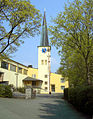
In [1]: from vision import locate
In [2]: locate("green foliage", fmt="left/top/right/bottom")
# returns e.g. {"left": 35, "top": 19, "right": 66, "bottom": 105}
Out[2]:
{"left": 0, "top": 0, "right": 41, "bottom": 56}
{"left": 49, "top": 0, "right": 93, "bottom": 85}
{"left": 0, "top": 84, "right": 13, "bottom": 98}
{"left": 56, "top": 67, "right": 63, "bottom": 74}
{"left": 17, "top": 87, "right": 25, "bottom": 93}
{"left": 64, "top": 86, "right": 93, "bottom": 115}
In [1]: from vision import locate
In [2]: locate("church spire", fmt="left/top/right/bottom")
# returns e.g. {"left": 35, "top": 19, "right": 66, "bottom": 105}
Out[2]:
{"left": 40, "top": 10, "right": 49, "bottom": 46}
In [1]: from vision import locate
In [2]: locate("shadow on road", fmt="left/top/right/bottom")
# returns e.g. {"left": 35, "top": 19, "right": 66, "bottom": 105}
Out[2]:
{"left": 38, "top": 95, "right": 91, "bottom": 119}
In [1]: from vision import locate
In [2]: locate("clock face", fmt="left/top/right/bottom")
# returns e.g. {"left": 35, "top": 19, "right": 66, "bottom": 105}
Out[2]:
{"left": 42, "top": 48, "right": 47, "bottom": 53}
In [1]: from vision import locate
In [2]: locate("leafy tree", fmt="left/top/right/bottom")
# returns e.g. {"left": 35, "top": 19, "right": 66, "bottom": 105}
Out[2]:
{"left": 49, "top": 0, "right": 93, "bottom": 85}
{"left": 57, "top": 53, "right": 87, "bottom": 87}
{"left": 0, "top": 0, "right": 41, "bottom": 56}
{"left": 56, "top": 66, "right": 63, "bottom": 74}
{"left": 89, "top": 54, "right": 93, "bottom": 84}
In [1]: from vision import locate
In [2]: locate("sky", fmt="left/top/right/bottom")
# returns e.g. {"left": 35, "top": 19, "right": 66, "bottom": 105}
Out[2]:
{"left": 12, "top": 0, "right": 73, "bottom": 73}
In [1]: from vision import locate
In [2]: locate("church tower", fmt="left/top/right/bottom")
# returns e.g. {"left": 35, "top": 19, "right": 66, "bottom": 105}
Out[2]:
{"left": 38, "top": 11, "right": 51, "bottom": 94}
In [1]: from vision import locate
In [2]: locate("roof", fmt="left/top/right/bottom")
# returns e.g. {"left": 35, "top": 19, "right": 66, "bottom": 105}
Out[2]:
{"left": 40, "top": 11, "right": 49, "bottom": 46}
{"left": 23, "top": 77, "right": 43, "bottom": 82}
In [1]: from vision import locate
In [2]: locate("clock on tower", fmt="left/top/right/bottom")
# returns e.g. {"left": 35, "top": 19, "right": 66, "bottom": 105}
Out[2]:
{"left": 42, "top": 48, "right": 47, "bottom": 53}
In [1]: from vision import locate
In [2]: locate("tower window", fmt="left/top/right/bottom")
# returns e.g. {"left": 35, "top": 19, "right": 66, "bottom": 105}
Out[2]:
{"left": 45, "top": 87, "right": 48, "bottom": 90}
{"left": 45, "top": 60, "right": 47, "bottom": 65}
{"left": 45, "top": 81, "right": 48, "bottom": 85}
{"left": 45, "top": 75, "right": 48, "bottom": 78}
{"left": 47, "top": 48, "right": 50, "bottom": 52}
{"left": 41, "top": 60, "right": 44, "bottom": 65}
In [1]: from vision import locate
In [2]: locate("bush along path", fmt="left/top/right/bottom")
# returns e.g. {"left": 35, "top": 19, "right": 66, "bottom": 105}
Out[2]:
{"left": 64, "top": 86, "right": 93, "bottom": 117}
{"left": 0, "top": 84, "right": 12, "bottom": 98}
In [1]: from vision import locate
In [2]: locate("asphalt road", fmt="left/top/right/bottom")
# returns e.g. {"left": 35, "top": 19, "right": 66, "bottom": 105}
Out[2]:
{"left": 0, "top": 94, "right": 91, "bottom": 119}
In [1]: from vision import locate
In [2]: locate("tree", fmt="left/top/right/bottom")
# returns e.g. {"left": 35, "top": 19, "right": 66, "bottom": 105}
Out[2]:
{"left": 56, "top": 67, "right": 63, "bottom": 74}
{"left": 49, "top": 0, "right": 93, "bottom": 85}
{"left": 57, "top": 54, "right": 87, "bottom": 87}
{"left": 0, "top": 0, "right": 41, "bottom": 56}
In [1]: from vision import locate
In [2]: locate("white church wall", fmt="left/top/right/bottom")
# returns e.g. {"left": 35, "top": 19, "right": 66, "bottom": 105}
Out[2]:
{"left": 38, "top": 46, "right": 51, "bottom": 93}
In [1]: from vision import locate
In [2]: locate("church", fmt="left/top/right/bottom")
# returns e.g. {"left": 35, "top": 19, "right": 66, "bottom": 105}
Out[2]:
{"left": 0, "top": 12, "right": 69, "bottom": 94}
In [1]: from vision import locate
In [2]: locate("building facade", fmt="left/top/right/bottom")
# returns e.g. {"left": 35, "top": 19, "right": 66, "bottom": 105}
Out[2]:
{"left": 0, "top": 11, "right": 69, "bottom": 94}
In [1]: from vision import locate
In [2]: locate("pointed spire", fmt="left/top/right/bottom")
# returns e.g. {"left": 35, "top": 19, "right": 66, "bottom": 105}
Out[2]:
{"left": 40, "top": 10, "right": 49, "bottom": 46}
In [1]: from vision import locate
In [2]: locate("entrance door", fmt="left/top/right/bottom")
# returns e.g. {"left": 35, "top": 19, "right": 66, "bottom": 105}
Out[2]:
{"left": 51, "top": 85, "right": 55, "bottom": 92}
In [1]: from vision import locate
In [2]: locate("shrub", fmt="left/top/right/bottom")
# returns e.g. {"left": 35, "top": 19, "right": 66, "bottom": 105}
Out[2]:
{"left": 68, "top": 87, "right": 77, "bottom": 105}
{"left": 0, "top": 84, "right": 12, "bottom": 98}
{"left": 64, "top": 88, "right": 68, "bottom": 100}
{"left": 0, "top": 85, "right": 5, "bottom": 97}
{"left": 84, "top": 86, "right": 93, "bottom": 115}
{"left": 65, "top": 86, "right": 93, "bottom": 115}
{"left": 17, "top": 87, "right": 25, "bottom": 93}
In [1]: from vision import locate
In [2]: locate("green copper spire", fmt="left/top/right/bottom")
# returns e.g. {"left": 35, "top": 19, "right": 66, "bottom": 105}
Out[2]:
{"left": 40, "top": 10, "right": 49, "bottom": 46}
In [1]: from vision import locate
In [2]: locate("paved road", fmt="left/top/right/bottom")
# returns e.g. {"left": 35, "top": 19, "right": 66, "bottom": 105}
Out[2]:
{"left": 0, "top": 94, "right": 91, "bottom": 119}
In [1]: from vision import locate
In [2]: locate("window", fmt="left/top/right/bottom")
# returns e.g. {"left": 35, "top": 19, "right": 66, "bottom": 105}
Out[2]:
{"left": 41, "top": 60, "right": 44, "bottom": 65}
{"left": 45, "top": 75, "right": 48, "bottom": 78}
{"left": 61, "top": 78, "right": 65, "bottom": 83}
{"left": 51, "top": 85, "right": 55, "bottom": 92}
{"left": 32, "top": 74, "right": 36, "bottom": 78}
{"left": 1, "top": 61, "right": 8, "bottom": 70}
{"left": 32, "top": 81, "right": 36, "bottom": 86}
{"left": 45, "top": 60, "right": 47, "bottom": 65}
{"left": 45, "top": 81, "right": 47, "bottom": 85}
{"left": 24, "top": 69, "right": 28, "bottom": 75}
{"left": 45, "top": 87, "right": 48, "bottom": 90}
{"left": 18, "top": 67, "right": 22, "bottom": 74}
{"left": 61, "top": 86, "right": 65, "bottom": 90}
{"left": 34, "top": 74, "right": 36, "bottom": 78}
{"left": 10, "top": 64, "right": 16, "bottom": 72}
{"left": 47, "top": 48, "right": 50, "bottom": 52}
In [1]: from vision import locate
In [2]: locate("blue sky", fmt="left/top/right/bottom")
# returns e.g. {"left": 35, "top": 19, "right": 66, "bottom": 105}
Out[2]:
{"left": 12, "top": 0, "right": 73, "bottom": 73}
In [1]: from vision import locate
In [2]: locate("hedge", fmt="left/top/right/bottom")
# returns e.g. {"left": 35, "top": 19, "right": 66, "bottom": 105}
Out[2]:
{"left": 17, "top": 87, "right": 25, "bottom": 93}
{"left": 0, "top": 84, "right": 13, "bottom": 98}
{"left": 64, "top": 88, "right": 68, "bottom": 100}
{"left": 64, "top": 86, "right": 93, "bottom": 115}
